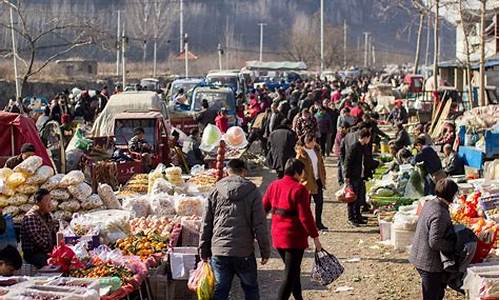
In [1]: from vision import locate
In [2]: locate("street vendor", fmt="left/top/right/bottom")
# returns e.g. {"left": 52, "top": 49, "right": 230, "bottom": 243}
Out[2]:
{"left": 442, "top": 144, "right": 465, "bottom": 176}
{"left": 387, "top": 99, "right": 408, "bottom": 125}
{"left": 392, "top": 122, "right": 411, "bottom": 151}
{"left": 4, "top": 143, "right": 35, "bottom": 169}
{"left": 20, "top": 189, "right": 58, "bottom": 269}
{"left": 128, "top": 127, "right": 152, "bottom": 154}
{"left": 412, "top": 137, "right": 446, "bottom": 195}
{"left": 386, "top": 143, "right": 413, "bottom": 173}
{"left": 0, "top": 245, "right": 22, "bottom": 276}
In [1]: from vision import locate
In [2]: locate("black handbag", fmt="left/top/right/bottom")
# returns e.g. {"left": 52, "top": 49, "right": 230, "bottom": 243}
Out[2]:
{"left": 311, "top": 249, "right": 344, "bottom": 286}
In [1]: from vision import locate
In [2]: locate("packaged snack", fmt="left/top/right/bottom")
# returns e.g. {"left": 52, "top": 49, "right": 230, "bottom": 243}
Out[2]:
{"left": 175, "top": 196, "right": 204, "bottom": 217}
{"left": 59, "top": 200, "right": 81, "bottom": 212}
{"left": 16, "top": 183, "right": 38, "bottom": 195}
{"left": 7, "top": 194, "right": 28, "bottom": 205}
{"left": 50, "top": 189, "right": 70, "bottom": 201}
{"left": 98, "top": 183, "right": 121, "bottom": 209}
{"left": 6, "top": 172, "right": 26, "bottom": 188}
{"left": 14, "top": 155, "right": 43, "bottom": 175}
{"left": 122, "top": 196, "right": 151, "bottom": 218}
{"left": 41, "top": 174, "right": 65, "bottom": 190}
{"left": 81, "top": 194, "right": 104, "bottom": 210}
{"left": 59, "top": 170, "right": 85, "bottom": 187}
{"left": 25, "top": 165, "right": 54, "bottom": 185}
{"left": 68, "top": 182, "right": 92, "bottom": 201}
{"left": 0, "top": 168, "right": 13, "bottom": 181}
{"left": 150, "top": 193, "right": 176, "bottom": 216}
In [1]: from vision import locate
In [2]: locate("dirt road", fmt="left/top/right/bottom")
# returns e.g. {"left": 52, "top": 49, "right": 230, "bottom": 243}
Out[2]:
{"left": 228, "top": 155, "right": 466, "bottom": 300}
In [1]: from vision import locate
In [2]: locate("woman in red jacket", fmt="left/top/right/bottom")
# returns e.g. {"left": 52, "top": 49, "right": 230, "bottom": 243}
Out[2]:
{"left": 263, "top": 158, "right": 322, "bottom": 300}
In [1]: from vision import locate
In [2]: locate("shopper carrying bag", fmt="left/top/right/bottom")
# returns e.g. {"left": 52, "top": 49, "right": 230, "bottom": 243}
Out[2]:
{"left": 311, "top": 249, "right": 344, "bottom": 286}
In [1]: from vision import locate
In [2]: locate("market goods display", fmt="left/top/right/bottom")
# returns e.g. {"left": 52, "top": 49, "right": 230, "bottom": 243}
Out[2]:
{"left": 187, "top": 172, "right": 217, "bottom": 194}
{"left": 49, "top": 189, "right": 70, "bottom": 201}
{"left": 200, "top": 124, "right": 222, "bottom": 152}
{"left": 25, "top": 166, "right": 54, "bottom": 185}
{"left": 97, "top": 183, "right": 121, "bottom": 209}
{"left": 69, "top": 263, "right": 134, "bottom": 285}
{"left": 115, "top": 232, "right": 169, "bottom": 259}
{"left": 6, "top": 172, "right": 26, "bottom": 188}
{"left": 68, "top": 182, "right": 92, "bottom": 201}
{"left": 41, "top": 174, "right": 64, "bottom": 190}
{"left": 223, "top": 126, "right": 248, "bottom": 148}
{"left": 122, "top": 174, "right": 148, "bottom": 194}
{"left": 14, "top": 155, "right": 43, "bottom": 175}
{"left": 122, "top": 196, "right": 150, "bottom": 218}
{"left": 164, "top": 166, "right": 183, "bottom": 186}
{"left": 129, "top": 216, "right": 175, "bottom": 237}
{"left": 81, "top": 194, "right": 104, "bottom": 210}
{"left": 70, "top": 210, "right": 131, "bottom": 244}
{"left": 59, "top": 170, "right": 85, "bottom": 187}
{"left": 174, "top": 196, "right": 204, "bottom": 217}
{"left": 150, "top": 178, "right": 174, "bottom": 195}
{"left": 150, "top": 193, "right": 176, "bottom": 216}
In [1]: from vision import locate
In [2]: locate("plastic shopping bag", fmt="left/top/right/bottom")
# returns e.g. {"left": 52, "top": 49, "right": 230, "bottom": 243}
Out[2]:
{"left": 311, "top": 249, "right": 344, "bottom": 286}
{"left": 188, "top": 261, "right": 215, "bottom": 299}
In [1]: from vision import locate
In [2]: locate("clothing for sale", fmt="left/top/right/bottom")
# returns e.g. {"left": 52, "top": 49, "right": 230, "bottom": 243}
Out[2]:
{"left": 262, "top": 176, "right": 319, "bottom": 249}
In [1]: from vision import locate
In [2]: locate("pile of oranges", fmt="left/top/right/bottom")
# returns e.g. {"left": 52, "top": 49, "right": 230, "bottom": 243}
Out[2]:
{"left": 115, "top": 232, "right": 168, "bottom": 259}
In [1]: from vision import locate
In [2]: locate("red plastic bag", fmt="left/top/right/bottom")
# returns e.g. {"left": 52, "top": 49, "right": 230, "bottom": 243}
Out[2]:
{"left": 344, "top": 186, "right": 357, "bottom": 203}
{"left": 47, "top": 242, "right": 83, "bottom": 272}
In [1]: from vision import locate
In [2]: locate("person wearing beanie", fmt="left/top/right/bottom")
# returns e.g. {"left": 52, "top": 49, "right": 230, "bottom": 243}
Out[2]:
{"left": 4, "top": 143, "right": 36, "bottom": 169}
{"left": 0, "top": 245, "right": 22, "bottom": 276}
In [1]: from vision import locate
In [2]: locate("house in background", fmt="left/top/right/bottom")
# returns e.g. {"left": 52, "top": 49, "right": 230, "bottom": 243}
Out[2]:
{"left": 55, "top": 58, "right": 98, "bottom": 79}
{"left": 439, "top": 4, "right": 498, "bottom": 105}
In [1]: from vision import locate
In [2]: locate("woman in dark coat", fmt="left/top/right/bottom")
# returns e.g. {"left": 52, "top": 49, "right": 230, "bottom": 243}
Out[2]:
{"left": 266, "top": 119, "right": 297, "bottom": 178}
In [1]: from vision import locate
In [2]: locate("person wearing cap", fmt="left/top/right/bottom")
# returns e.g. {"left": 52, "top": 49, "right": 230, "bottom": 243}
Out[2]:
{"left": 412, "top": 136, "right": 446, "bottom": 195}
{"left": 0, "top": 245, "right": 22, "bottom": 276}
{"left": 21, "top": 189, "right": 57, "bottom": 268}
{"left": 199, "top": 159, "right": 270, "bottom": 300}
{"left": 387, "top": 99, "right": 408, "bottom": 125}
{"left": 4, "top": 143, "right": 36, "bottom": 169}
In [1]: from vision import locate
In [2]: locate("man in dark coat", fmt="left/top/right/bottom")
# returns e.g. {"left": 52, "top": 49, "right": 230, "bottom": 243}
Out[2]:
{"left": 393, "top": 122, "right": 411, "bottom": 151}
{"left": 195, "top": 99, "right": 217, "bottom": 132}
{"left": 342, "top": 128, "right": 372, "bottom": 226}
{"left": 266, "top": 120, "right": 297, "bottom": 178}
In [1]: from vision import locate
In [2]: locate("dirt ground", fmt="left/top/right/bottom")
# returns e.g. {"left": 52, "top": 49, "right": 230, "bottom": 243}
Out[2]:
{"left": 227, "top": 155, "right": 467, "bottom": 300}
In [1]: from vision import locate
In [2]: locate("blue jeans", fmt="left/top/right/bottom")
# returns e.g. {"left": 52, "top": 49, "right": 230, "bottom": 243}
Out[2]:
{"left": 211, "top": 255, "right": 259, "bottom": 300}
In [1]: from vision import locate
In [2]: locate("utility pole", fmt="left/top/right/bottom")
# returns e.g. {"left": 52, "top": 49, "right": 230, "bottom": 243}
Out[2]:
{"left": 363, "top": 32, "right": 370, "bottom": 67}
{"left": 116, "top": 10, "right": 121, "bottom": 76}
{"left": 217, "top": 43, "right": 223, "bottom": 71}
{"left": 414, "top": 13, "right": 424, "bottom": 74}
{"left": 343, "top": 19, "right": 347, "bottom": 67}
{"left": 372, "top": 44, "right": 376, "bottom": 66}
{"left": 425, "top": 14, "right": 431, "bottom": 67}
{"left": 153, "top": 1, "right": 161, "bottom": 78}
{"left": 184, "top": 33, "right": 189, "bottom": 78}
{"left": 258, "top": 23, "right": 266, "bottom": 62}
{"left": 320, "top": 0, "right": 324, "bottom": 72}
{"left": 433, "top": 0, "right": 440, "bottom": 93}
{"left": 479, "top": 0, "right": 486, "bottom": 106}
{"left": 179, "top": 0, "right": 184, "bottom": 53}
{"left": 121, "top": 28, "right": 127, "bottom": 89}
{"left": 9, "top": 7, "right": 20, "bottom": 99}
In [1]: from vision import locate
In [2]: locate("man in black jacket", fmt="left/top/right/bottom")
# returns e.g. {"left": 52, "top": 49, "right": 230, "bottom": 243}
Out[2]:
{"left": 443, "top": 144, "right": 465, "bottom": 176}
{"left": 342, "top": 128, "right": 371, "bottom": 226}
{"left": 267, "top": 120, "right": 297, "bottom": 178}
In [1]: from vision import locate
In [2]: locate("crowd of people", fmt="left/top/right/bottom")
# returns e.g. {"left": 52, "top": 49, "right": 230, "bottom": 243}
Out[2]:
{"left": 0, "top": 73, "right": 469, "bottom": 300}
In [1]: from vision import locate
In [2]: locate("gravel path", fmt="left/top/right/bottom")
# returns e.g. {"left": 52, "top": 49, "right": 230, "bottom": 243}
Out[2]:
{"left": 226, "top": 155, "right": 467, "bottom": 300}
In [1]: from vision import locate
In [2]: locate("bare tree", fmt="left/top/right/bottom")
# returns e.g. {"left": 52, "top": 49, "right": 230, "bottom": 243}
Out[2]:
{"left": 0, "top": 0, "right": 107, "bottom": 94}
